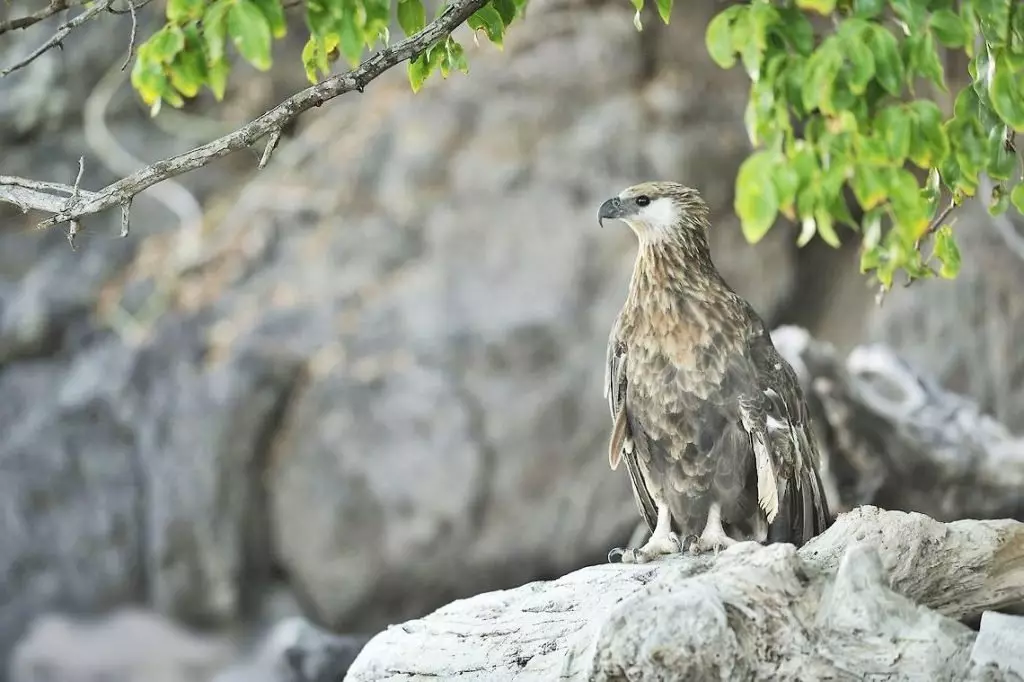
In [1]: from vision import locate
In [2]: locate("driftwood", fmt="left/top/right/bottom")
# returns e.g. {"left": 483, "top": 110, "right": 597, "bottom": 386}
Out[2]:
{"left": 346, "top": 507, "right": 1024, "bottom": 681}
{"left": 770, "top": 326, "right": 1024, "bottom": 522}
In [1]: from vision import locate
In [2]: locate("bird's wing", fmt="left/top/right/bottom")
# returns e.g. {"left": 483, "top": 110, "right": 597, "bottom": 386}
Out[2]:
{"left": 743, "top": 316, "right": 832, "bottom": 544}
{"left": 605, "top": 320, "right": 658, "bottom": 532}
{"left": 622, "top": 340, "right": 762, "bottom": 539}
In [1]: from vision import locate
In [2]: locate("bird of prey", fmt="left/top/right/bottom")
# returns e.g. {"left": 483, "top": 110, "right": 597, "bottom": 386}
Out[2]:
{"left": 598, "top": 181, "right": 831, "bottom": 563}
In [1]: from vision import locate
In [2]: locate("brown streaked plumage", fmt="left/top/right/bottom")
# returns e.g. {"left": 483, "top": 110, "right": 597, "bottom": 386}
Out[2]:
{"left": 599, "top": 181, "right": 832, "bottom": 563}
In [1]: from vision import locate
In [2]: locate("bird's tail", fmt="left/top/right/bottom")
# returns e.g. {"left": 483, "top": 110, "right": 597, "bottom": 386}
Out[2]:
{"left": 768, "top": 462, "right": 832, "bottom": 547}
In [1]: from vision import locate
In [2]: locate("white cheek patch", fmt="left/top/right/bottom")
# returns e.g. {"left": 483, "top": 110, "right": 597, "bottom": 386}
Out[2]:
{"left": 638, "top": 197, "right": 678, "bottom": 228}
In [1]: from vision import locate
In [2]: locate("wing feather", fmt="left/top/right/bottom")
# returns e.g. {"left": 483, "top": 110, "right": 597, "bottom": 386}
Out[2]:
{"left": 744, "top": 315, "right": 832, "bottom": 544}
{"left": 606, "top": 320, "right": 658, "bottom": 532}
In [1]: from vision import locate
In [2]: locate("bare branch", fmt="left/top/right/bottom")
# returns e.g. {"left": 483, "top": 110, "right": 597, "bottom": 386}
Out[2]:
{"left": 259, "top": 128, "right": 283, "bottom": 169}
{"left": 0, "top": 0, "right": 114, "bottom": 77}
{"left": 0, "top": 176, "right": 101, "bottom": 213}
{"left": 0, "top": 0, "right": 489, "bottom": 235}
{"left": 119, "top": 0, "right": 138, "bottom": 72}
{"left": 0, "top": 0, "right": 71, "bottom": 36}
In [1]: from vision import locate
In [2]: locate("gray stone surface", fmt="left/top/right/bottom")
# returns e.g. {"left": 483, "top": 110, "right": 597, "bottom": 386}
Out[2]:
{"left": 346, "top": 507, "right": 1024, "bottom": 681}
{"left": 8, "top": 608, "right": 235, "bottom": 682}
{"left": 972, "top": 612, "right": 1024, "bottom": 678}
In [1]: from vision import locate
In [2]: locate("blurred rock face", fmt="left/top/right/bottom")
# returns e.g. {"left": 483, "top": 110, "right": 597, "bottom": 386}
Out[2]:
{"left": 0, "top": 0, "right": 871, "bottom": 670}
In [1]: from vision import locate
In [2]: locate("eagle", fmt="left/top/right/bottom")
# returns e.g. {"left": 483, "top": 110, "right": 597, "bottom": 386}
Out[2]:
{"left": 598, "top": 181, "right": 832, "bottom": 563}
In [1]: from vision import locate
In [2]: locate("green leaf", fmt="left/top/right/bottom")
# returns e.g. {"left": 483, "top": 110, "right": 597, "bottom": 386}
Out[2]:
{"left": 864, "top": 24, "right": 904, "bottom": 96}
{"left": 987, "top": 127, "right": 1018, "bottom": 181}
{"left": 397, "top": 0, "right": 426, "bottom": 36}
{"left": 148, "top": 25, "right": 186, "bottom": 63}
{"left": 447, "top": 38, "right": 469, "bottom": 74}
{"left": 407, "top": 53, "right": 429, "bottom": 92}
{"left": 654, "top": 0, "right": 672, "bottom": 24}
{"left": 874, "top": 106, "right": 912, "bottom": 164}
{"left": 815, "top": 209, "right": 841, "bottom": 247}
{"left": 906, "top": 29, "right": 946, "bottom": 91}
{"left": 852, "top": 0, "right": 884, "bottom": 19}
{"left": 803, "top": 38, "right": 843, "bottom": 113}
{"left": 772, "top": 159, "right": 800, "bottom": 216}
{"left": 887, "top": 168, "right": 931, "bottom": 239}
{"left": 166, "top": 0, "right": 204, "bottom": 22}
{"left": 493, "top": 0, "right": 517, "bottom": 26}
{"left": 705, "top": 7, "right": 739, "bottom": 69}
{"left": 795, "top": 0, "right": 835, "bottom": 14}
{"left": 838, "top": 26, "right": 876, "bottom": 95}
{"left": 890, "top": 0, "right": 927, "bottom": 29}
{"left": 338, "top": 6, "right": 364, "bottom": 66}
{"left": 252, "top": 0, "right": 287, "bottom": 39}
{"left": 989, "top": 183, "right": 1011, "bottom": 216}
{"left": 168, "top": 34, "right": 207, "bottom": 97}
{"left": 975, "top": 0, "right": 1011, "bottom": 46}
{"left": 468, "top": 5, "right": 506, "bottom": 48}
{"left": 735, "top": 150, "right": 781, "bottom": 243}
{"left": 989, "top": 51, "right": 1024, "bottom": 130}
{"left": 852, "top": 164, "right": 888, "bottom": 210}
{"left": 776, "top": 7, "right": 814, "bottom": 55}
{"left": 1012, "top": 183, "right": 1024, "bottom": 215}
{"left": 228, "top": 0, "right": 273, "bottom": 71}
{"left": 933, "top": 225, "right": 961, "bottom": 278}
{"left": 907, "top": 100, "right": 951, "bottom": 168}
{"left": 930, "top": 9, "right": 967, "bottom": 47}
{"left": 130, "top": 46, "right": 169, "bottom": 106}
{"left": 202, "top": 0, "right": 231, "bottom": 63}
{"left": 207, "top": 58, "right": 229, "bottom": 99}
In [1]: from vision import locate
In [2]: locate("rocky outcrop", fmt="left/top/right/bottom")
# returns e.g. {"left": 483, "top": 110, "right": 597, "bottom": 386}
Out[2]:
{"left": 346, "top": 507, "right": 1024, "bottom": 681}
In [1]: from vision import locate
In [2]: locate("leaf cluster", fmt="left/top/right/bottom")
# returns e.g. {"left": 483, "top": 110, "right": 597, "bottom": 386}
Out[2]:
{"left": 699, "top": 0, "right": 1024, "bottom": 289}
{"left": 130, "top": 0, "right": 525, "bottom": 115}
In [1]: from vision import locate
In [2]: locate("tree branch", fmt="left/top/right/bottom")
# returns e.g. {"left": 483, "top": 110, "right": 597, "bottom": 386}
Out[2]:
{"left": 0, "top": 0, "right": 488, "bottom": 238}
{"left": 0, "top": 0, "right": 72, "bottom": 36}
{"left": 0, "top": 0, "right": 157, "bottom": 77}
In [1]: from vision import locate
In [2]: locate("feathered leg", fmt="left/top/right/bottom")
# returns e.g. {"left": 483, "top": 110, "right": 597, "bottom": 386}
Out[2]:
{"left": 608, "top": 503, "right": 681, "bottom": 564}
{"left": 690, "top": 503, "right": 738, "bottom": 554}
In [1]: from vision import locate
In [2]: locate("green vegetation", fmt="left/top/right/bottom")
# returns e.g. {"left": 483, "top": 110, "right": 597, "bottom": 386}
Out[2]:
{"left": 130, "top": 0, "right": 1023, "bottom": 289}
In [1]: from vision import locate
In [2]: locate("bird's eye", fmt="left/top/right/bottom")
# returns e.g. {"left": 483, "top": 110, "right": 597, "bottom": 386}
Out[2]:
{"left": 635, "top": 195, "right": 651, "bottom": 207}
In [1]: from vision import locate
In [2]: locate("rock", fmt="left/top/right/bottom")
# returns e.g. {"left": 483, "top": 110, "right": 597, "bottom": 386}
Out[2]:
{"left": 213, "top": 617, "right": 370, "bottom": 682}
{"left": 771, "top": 326, "right": 1024, "bottom": 522}
{"left": 345, "top": 507, "right": 1024, "bottom": 681}
{"left": 7, "top": 607, "right": 235, "bottom": 682}
{"left": 0, "top": 319, "right": 303, "bottom": 666}
{"left": 972, "top": 612, "right": 1024, "bottom": 678}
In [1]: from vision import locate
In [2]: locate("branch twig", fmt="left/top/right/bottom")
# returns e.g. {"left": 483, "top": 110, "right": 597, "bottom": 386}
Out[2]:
{"left": 0, "top": 0, "right": 488, "bottom": 237}
{"left": 119, "top": 0, "right": 138, "bottom": 72}
{"left": 914, "top": 197, "right": 957, "bottom": 251}
{"left": 0, "top": 0, "right": 71, "bottom": 36}
{"left": 0, "top": 0, "right": 115, "bottom": 77}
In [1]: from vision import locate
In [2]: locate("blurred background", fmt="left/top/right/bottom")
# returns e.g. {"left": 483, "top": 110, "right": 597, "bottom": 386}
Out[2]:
{"left": 2, "top": 0, "right": 1024, "bottom": 679}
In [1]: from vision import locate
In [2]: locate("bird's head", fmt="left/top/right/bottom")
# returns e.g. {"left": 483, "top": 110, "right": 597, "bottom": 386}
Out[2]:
{"left": 598, "top": 181, "right": 710, "bottom": 245}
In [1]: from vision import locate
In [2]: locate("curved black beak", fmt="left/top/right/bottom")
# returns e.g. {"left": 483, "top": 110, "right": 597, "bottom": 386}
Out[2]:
{"left": 598, "top": 197, "right": 624, "bottom": 228}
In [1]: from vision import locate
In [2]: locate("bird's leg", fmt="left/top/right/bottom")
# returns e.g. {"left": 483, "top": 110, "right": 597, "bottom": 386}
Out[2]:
{"left": 608, "top": 503, "right": 681, "bottom": 564}
{"left": 690, "top": 503, "right": 739, "bottom": 555}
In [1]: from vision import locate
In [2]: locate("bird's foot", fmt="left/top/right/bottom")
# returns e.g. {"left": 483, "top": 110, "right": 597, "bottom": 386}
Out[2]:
{"left": 688, "top": 526, "right": 739, "bottom": 555}
{"left": 608, "top": 531, "right": 681, "bottom": 564}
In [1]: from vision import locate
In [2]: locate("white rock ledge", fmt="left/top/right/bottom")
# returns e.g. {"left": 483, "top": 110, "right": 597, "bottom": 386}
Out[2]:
{"left": 346, "top": 506, "right": 1024, "bottom": 681}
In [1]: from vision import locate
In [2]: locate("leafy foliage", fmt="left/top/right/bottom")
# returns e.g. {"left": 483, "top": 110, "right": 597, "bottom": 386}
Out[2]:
{"left": 690, "top": 0, "right": 1024, "bottom": 290}
{"left": 126, "top": 0, "right": 1024, "bottom": 290}
{"left": 131, "top": 0, "right": 525, "bottom": 115}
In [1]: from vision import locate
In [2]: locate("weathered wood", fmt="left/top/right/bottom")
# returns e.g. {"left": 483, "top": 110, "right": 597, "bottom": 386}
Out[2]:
{"left": 346, "top": 507, "right": 1024, "bottom": 681}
